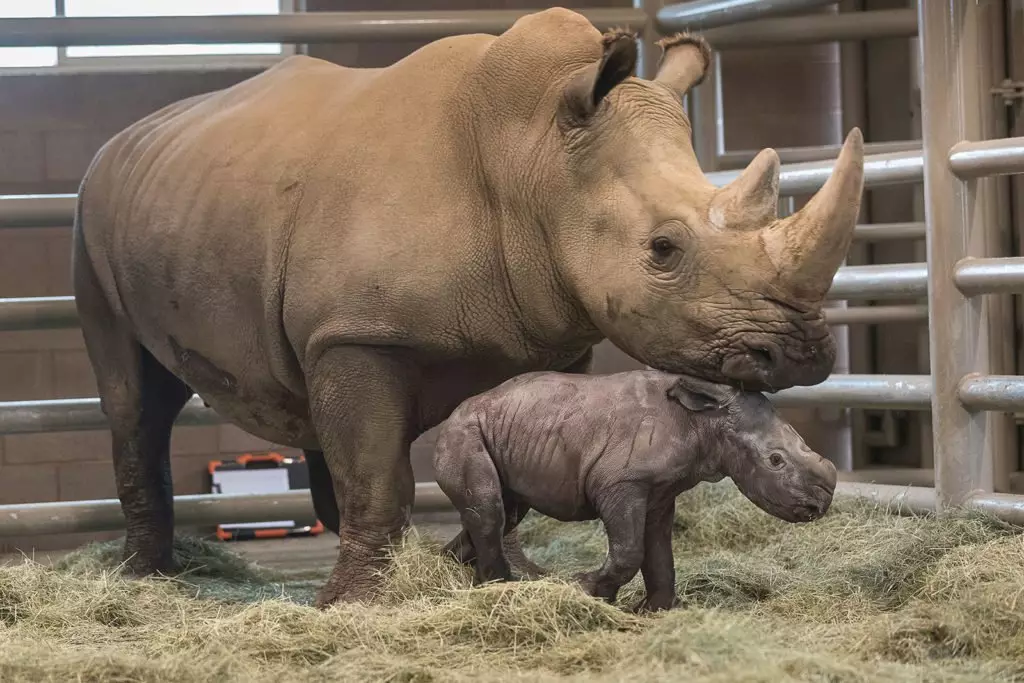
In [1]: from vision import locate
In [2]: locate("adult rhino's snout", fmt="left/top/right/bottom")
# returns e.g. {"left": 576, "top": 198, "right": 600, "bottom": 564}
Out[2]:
{"left": 721, "top": 332, "right": 837, "bottom": 391}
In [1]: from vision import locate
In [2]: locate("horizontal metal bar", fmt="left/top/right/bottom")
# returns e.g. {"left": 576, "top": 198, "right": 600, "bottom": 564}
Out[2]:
{"left": 828, "top": 263, "right": 928, "bottom": 300}
{"left": 0, "top": 296, "right": 78, "bottom": 332}
{"left": 837, "top": 468, "right": 934, "bottom": 487}
{"left": 707, "top": 149, "right": 924, "bottom": 196}
{"left": 824, "top": 304, "right": 927, "bottom": 325}
{"left": 953, "top": 256, "right": 1024, "bottom": 296}
{"left": 835, "top": 483, "right": 1024, "bottom": 525}
{"left": 0, "top": 194, "right": 76, "bottom": 229}
{"left": 949, "top": 136, "right": 1024, "bottom": 179}
{"left": 0, "top": 395, "right": 218, "bottom": 435}
{"left": 0, "top": 483, "right": 454, "bottom": 537}
{"left": 834, "top": 482, "right": 937, "bottom": 515}
{"left": 853, "top": 222, "right": 926, "bottom": 242}
{"left": 703, "top": 9, "right": 917, "bottom": 49}
{"left": 970, "top": 493, "right": 1024, "bottom": 526}
{"left": 0, "top": 9, "right": 645, "bottom": 47}
{"left": 716, "top": 140, "right": 920, "bottom": 169}
{"left": 958, "top": 374, "right": 1024, "bottom": 412}
{"left": 0, "top": 265, "right": 928, "bottom": 333}
{"left": 656, "top": 0, "right": 838, "bottom": 32}
{"left": 770, "top": 374, "right": 932, "bottom": 410}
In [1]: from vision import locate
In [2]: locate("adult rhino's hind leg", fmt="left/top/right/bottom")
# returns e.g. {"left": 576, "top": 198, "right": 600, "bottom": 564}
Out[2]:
{"left": 307, "top": 346, "right": 417, "bottom": 607}
{"left": 303, "top": 449, "right": 341, "bottom": 535}
{"left": 73, "top": 233, "right": 192, "bottom": 576}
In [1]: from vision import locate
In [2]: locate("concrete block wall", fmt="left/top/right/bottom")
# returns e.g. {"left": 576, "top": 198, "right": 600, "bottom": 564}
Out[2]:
{"left": 0, "top": 1, "right": 840, "bottom": 553}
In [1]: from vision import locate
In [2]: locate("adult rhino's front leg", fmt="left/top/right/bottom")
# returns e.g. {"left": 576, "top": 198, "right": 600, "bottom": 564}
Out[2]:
{"left": 307, "top": 345, "right": 416, "bottom": 607}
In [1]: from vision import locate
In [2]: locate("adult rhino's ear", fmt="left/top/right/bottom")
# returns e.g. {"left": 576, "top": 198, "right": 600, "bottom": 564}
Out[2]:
{"left": 564, "top": 29, "right": 638, "bottom": 121}
{"left": 667, "top": 375, "right": 736, "bottom": 412}
{"left": 653, "top": 32, "right": 712, "bottom": 101}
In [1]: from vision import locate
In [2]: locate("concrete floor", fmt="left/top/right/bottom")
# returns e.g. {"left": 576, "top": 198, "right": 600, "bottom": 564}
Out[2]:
{"left": 0, "top": 511, "right": 465, "bottom": 572}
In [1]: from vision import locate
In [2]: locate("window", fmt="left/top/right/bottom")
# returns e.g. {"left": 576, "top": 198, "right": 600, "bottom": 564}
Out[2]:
{"left": 0, "top": 0, "right": 295, "bottom": 71}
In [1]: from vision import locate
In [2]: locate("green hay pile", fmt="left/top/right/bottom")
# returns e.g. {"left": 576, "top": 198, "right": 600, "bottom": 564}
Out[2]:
{"left": 1, "top": 480, "right": 1023, "bottom": 682}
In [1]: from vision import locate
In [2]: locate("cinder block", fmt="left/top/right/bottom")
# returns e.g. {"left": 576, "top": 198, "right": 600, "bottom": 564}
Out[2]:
{"left": 0, "top": 464, "right": 59, "bottom": 504}
{"left": 0, "top": 329, "right": 87, "bottom": 353}
{"left": 170, "top": 426, "right": 220, "bottom": 456}
{"left": 42, "top": 129, "right": 108, "bottom": 183}
{"left": 171, "top": 452, "right": 219, "bottom": 496}
{"left": 0, "top": 131, "right": 45, "bottom": 183}
{"left": 0, "top": 229, "right": 52, "bottom": 298}
{"left": 0, "top": 351, "right": 53, "bottom": 401}
{"left": 217, "top": 423, "right": 280, "bottom": 453}
{"left": 57, "top": 460, "right": 117, "bottom": 501}
{"left": 45, "top": 228, "right": 74, "bottom": 294}
{"left": 3, "top": 429, "right": 112, "bottom": 465}
{"left": 53, "top": 348, "right": 99, "bottom": 398}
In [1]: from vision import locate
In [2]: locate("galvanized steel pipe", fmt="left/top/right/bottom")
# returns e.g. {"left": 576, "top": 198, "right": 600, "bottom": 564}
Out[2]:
{"left": 953, "top": 257, "right": 1024, "bottom": 296}
{"left": 824, "top": 304, "right": 927, "bottom": 325}
{"left": 770, "top": 374, "right": 932, "bottom": 411}
{"left": 0, "top": 483, "right": 454, "bottom": 536}
{"left": 828, "top": 263, "right": 928, "bottom": 300}
{"left": 0, "top": 296, "right": 78, "bottom": 331}
{"left": 949, "top": 136, "right": 1024, "bottom": 179}
{"left": 0, "top": 9, "right": 645, "bottom": 47}
{"left": 0, "top": 194, "right": 76, "bottom": 229}
{"left": 958, "top": 375, "right": 1024, "bottom": 412}
{"left": 853, "top": 222, "right": 926, "bottom": 242}
{"left": 706, "top": 148, "right": 924, "bottom": 196}
{"left": 703, "top": 9, "right": 917, "bottom": 49}
{"left": 656, "top": 0, "right": 837, "bottom": 31}
{"left": 0, "top": 395, "right": 218, "bottom": 435}
{"left": 716, "top": 140, "right": 920, "bottom": 169}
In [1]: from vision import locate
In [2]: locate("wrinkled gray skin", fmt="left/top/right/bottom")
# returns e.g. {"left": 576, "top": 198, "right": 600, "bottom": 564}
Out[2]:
{"left": 434, "top": 369, "right": 837, "bottom": 612}
{"left": 72, "top": 8, "right": 862, "bottom": 607}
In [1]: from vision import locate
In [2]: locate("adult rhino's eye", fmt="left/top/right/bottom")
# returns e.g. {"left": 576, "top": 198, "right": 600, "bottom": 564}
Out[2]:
{"left": 768, "top": 453, "right": 785, "bottom": 469}
{"left": 651, "top": 237, "right": 674, "bottom": 256}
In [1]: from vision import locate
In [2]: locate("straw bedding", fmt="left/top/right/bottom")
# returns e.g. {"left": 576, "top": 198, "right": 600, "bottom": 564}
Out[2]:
{"left": 1, "top": 480, "right": 1022, "bottom": 682}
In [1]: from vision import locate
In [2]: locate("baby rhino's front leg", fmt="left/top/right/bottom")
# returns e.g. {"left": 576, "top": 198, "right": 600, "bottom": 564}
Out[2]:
{"left": 576, "top": 483, "right": 648, "bottom": 603}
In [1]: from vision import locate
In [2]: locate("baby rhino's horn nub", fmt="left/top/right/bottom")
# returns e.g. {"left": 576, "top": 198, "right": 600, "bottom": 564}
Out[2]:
{"left": 653, "top": 32, "right": 712, "bottom": 95}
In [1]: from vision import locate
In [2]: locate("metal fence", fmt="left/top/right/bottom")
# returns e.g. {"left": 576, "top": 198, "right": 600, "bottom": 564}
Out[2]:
{"left": 0, "top": 0, "right": 1023, "bottom": 533}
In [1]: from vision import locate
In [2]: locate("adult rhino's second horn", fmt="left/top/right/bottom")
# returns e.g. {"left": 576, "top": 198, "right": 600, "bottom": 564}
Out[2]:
{"left": 765, "top": 127, "right": 865, "bottom": 300}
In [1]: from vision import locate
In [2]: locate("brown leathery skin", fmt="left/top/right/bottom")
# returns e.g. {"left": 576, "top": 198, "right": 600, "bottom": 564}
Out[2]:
{"left": 434, "top": 369, "right": 837, "bottom": 611}
{"left": 73, "top": 8, "right": 859, "bottom": 606}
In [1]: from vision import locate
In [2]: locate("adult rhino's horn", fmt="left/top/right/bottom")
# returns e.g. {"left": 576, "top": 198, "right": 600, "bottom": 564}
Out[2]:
{"left": 768, "top": 127, "right": 865, "bottom": 299}
{"left": 653, "top": 32, "right": 712, "bottom": 98}
{"left": 708, "top": 147, "right": 781, "bottom": 231}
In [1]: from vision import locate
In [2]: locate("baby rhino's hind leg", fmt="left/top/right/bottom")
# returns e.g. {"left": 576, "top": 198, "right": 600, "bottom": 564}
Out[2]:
{"left": 434, "top": 421, "right": 512, "bottom": 584}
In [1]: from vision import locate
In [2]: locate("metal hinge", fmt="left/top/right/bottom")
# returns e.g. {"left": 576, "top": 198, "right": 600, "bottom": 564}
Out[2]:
{"left": 992, "top": 79, "right": 1024, "bottom": 106}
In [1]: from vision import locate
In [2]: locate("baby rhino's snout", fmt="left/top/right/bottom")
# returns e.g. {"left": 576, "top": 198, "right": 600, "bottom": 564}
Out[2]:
{"left": 799, "top": 453, "right": 837, "bottom": 521}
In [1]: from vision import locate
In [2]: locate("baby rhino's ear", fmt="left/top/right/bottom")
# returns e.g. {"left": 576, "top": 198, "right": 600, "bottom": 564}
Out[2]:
{"left": 667, "top": 375, "right": 736, "bottom": 412}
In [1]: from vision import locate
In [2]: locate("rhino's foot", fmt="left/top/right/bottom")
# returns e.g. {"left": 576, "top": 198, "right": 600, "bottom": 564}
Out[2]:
{"left": 502, "top": 532, "right": 549, "bottom": 580}
{"left": 120, "top": 529, "right": 175, "bottom": 578}
{"left": 573, "top": 570, "right": 621, "bottom": 603}
{"left": 314, "top": 538, "right": 392, "bottom": 609}
{"left": 629, "top": 592, "right": 679, "bottom": 614}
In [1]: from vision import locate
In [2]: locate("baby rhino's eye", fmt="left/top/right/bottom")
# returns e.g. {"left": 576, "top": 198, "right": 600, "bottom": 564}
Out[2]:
{"left": 768, "top": 453, "right": 785, "bottom": 469}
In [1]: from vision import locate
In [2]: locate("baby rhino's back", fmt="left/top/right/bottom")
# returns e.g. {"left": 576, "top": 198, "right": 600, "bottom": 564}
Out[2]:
{"left": 447, "top": 370, "right": 678, "bottom": 521}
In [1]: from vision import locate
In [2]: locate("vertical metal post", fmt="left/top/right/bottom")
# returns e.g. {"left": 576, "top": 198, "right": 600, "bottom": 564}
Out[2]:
{"left": 634, "top": 0, "right": 662, "bottom": 80}
{"left": 919, "top": 0, "right": 1009, "bottom": 509}
{"left": 830, "top": 0, "right": 864, "bottom": 474}
{"left": 908, "top": 0, "right": 934, "bottom": 473}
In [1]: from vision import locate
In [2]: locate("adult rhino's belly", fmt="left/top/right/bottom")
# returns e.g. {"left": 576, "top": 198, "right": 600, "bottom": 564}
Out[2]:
{"left": 161, "top": 334, "right": 318, "bottom": 450}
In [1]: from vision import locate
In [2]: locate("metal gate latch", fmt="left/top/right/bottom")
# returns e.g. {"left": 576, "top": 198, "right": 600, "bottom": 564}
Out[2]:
{"left": 991, "top": 79, "right": 1024, "bottom": 107}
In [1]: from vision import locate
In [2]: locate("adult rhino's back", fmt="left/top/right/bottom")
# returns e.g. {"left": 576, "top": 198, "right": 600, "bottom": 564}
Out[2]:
{"left": 74, "top": 41, "right": 491, "bottom": 447}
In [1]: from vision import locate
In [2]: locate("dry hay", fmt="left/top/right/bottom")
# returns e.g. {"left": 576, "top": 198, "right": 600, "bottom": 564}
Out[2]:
{"left": 1, "top": 480, "right": 1023, "bottom": 682}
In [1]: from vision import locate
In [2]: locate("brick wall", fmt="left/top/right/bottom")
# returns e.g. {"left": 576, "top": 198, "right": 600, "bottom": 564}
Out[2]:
{"left": 0, "top": 1, "right": 840, "bottom": 552}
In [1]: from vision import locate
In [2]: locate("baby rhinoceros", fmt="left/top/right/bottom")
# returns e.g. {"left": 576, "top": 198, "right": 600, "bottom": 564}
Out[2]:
{"left": 433, "top": 369, "right": 837, "bottom": 612}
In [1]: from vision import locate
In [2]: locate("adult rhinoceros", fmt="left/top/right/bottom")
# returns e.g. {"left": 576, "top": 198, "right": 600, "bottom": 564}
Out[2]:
{"left": 72, "top": 8, "right": 863, "bottom": 606}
